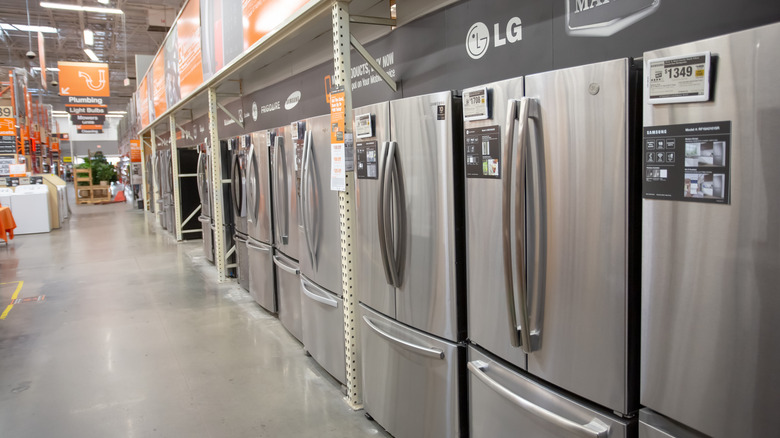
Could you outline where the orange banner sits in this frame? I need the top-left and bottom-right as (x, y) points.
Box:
(38, 32), (47, 90)
(138, 76), (150, 127)
(58, 62), (110, 97)
(130, 139), (141, 162)
(0, 118), (14, 136)
(242, 0), (308, 50)
(52, 141), (60, 152)
(177, 0), (203, 98)
(152, 54), (167, 118)
(329, 87), (345, 144)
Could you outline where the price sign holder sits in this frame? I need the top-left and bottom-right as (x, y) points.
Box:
(646, 52), (711, 105)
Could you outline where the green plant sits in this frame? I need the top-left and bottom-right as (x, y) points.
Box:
(77, 152), (118, 185)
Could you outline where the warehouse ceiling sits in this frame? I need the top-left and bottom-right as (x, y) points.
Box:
(0, 0), (184, 111)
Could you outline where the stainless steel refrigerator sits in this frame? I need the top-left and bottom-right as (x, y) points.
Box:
(354, 91), (467, 438)
(246, 130), (276, 312)
(298, 114), (345, 383)
(196, 142), (214, 262)
(230, 135), (250, 291)
(270, 124), (303, 342)
(640, 23), (780, 438)
(463, 58), (641, 437)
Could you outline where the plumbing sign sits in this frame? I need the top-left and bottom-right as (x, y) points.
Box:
(57, 62), (110, 97)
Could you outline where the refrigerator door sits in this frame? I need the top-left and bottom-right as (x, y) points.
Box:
(271, 125), (300, 260)
(248, 238), (276, 312)
(247, 132), (273, 244)
(641, 23), (780, 438)
(299, 115), (342, 296)
(521, 59), (635, 414)
(468, 345), (632, 438)
(353, 102), (395, 318)
(300, 274), (346, 384)
(235, 233), (249, 291)
(197, 146), (212, 218)
(360, 303), (463, 438)
(274, 249), (302, 342)
(464, 77), (528, 372)
(230, 137), (248, 236)
(389, 92), (464, 342)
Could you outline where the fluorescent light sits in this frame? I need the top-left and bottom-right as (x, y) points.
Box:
(84, 48), (100, 62)
(106, 114), (125, 118)
(84, 29), (94, 46)
(40, 2), (124, 14)
(108, 111), (127, 114)
(31, 67), (60, 71)
(97, 0), (110, 3)
(0, 23), (58, 33)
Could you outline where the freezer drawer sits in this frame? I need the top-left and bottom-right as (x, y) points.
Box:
(360, 304), (464, 438)
(300, 275), (346, 384)
(274, 250), (302, 342)
(638, 409), (705, 438)
(235, 233), (249, 291)
(468, 345), (633, 438)
(248, 238), (276, 312)
(200, 216), (214, 263)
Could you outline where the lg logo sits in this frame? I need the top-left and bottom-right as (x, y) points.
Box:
(466, 17), (523, 60)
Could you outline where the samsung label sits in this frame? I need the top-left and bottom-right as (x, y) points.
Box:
(285, 91), (301, 110)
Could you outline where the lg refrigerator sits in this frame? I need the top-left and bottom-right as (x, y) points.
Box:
(354, 91), (467, 438)
(197, 141), (214, 262)
(463, 58), (641, 437)
(270, 124), (303, 342)
(230, 135), (250, 291)
(246, 130), (276, 312)
(298, 114), (344, 384)
(640, 23), (780, 438)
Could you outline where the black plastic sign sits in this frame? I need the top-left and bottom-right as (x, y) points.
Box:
(356, 141), (378, 180)
(465, 125), (501, 179)
(6, 177), (19, 186)
(643, 121), (731, 204)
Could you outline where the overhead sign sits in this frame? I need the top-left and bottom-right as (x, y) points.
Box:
(176, 0), (203, 98)
(242, 0), (309, 50)
(151, 52), (167, 118)
(77, 125), (103, 134)
(130, 139), (141, 162)
(0, 106), (15, 154)
(137, 76), (150, 127)
(65, 98), (108, 115)
(70, 114), (105, 125)
(38, 32), (47, 90)
(58, 62), (110, 97)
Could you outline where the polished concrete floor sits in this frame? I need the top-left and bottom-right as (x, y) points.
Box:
(0, 193), (389, 437)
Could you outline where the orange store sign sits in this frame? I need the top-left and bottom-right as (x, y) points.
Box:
(242, 0), (309, 50)
(58, 62), (110, 97)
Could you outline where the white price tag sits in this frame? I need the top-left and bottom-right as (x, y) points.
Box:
(646, 52), (711, 104)
(331, 143), (346, 191)
(463, 87), (489, 121)
(355, 113), (373, 139)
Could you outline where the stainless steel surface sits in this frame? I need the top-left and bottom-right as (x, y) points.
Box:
(300, 275), (347, 384)
(362, 315), (444, 360)
(274, 250), (303, 342)
(230, 137), (248, 236)
(247, 132), (273, 244)
(197, 149), (213, 219)
(638, 409), (706, 438)
(248, 238), (277, 312)
(360, 304), (462, 438)
(234, 234), (249, 291)
(522, 59), (632, 414)
(298, 115), (342, 296)
(389, 91), (462, 341)
(376, 141), (395, 286)
(464, 77), (528, 371)
(468, 346), (631, 438)
(641, 23), (780, 438)
(378, 141), (407, 289)
(200, 217), (214, 263)
(354, 102), (395, 318)
(271, 126), (300, 260)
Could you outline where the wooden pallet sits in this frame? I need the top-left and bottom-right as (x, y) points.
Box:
(75, 169), (112, 204)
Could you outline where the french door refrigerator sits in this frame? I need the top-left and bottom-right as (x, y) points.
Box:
(176, 148), (202, 240)
(246, 130), (276, 312)
(298, 114), (344, 383)
(270, 124), (303, 342)
(196, 142), (214, 262)
(463, 58), (641, 438)
(230, 135), (250, 291)
(354, 91), (467, 438)
(640, 23), (780, 438)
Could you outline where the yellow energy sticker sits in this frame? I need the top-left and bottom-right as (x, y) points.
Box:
(695, 69), (705, 77)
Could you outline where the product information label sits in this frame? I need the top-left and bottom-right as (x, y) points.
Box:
(331, 142), (346, 192)
(643, 121), (731, 204)
(356, 141), (378, 180)
(463, 87), (489, 121)
(647, 52), (711, 104)
(355, 113), (373, 139)
(465, 125), (501, 178)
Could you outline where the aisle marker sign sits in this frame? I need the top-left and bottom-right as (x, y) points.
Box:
(58, 62), (110, 97)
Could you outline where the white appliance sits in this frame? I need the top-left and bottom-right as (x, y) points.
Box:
(0, 187), (12, 208)
(12, 185), (51, 234)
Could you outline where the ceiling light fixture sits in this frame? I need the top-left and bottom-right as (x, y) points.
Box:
(97, 0), (110, 4)
(83, 48), (99, 62)
(31, 66), (60, 71)
(40, 2), (124, 15)
(108, 111), (127, 114)
(106, 114), (125, 118)
(0, 23), (58, 33)
(83, 29), (94, 45)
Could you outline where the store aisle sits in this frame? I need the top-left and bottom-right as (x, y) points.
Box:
(0, 199), (386, 437)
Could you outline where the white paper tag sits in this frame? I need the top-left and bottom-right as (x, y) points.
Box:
(291, 122), (299, 140)
(647, 52), (711, 104)
(355, 113), (373, 138)
(463, 87), (489, 121)
(331, 143), (346, 191)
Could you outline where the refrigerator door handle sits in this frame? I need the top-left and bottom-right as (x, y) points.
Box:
(376, 141), (395, 286)
(307, 130), (320, 266)
(196, 151), (204, 203)
(362, 315), (445, 360)
(382, 141), (401, 287)
(389, 141), (407, 287)
(468, 360), (610, 438)
(247, 240), (271, 253)
(234, 234), (248, 244)
(273, 254), (300, 275)
(198, 215), (210, 223)
(301, 277), (338, 308)
(231, 152), (242, 216)
(246, 144), (256, 224)
(301, 130), (318, 268)
(274, 136), (288, 245)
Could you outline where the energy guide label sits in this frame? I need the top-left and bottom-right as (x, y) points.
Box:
(465, 125), (500, 179)
(356, 141), (378, 180)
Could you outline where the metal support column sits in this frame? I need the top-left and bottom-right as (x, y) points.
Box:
(208, 87), (227, 282)
(150, 127), (160, 221)
(169, 114), (183, 241)
(140, 133), (148, 211)
(333, 0), (361, 410)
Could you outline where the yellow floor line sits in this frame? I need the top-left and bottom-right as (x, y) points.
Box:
(0, 281), (24, 320)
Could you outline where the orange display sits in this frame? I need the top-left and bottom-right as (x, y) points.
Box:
(58, 62), (110, 97)
(0, 117), (14, 136)
(130, 139), (142, 162)
(242, 0), (309, 50)
(152, 54), (167, 118)
(138, 76), (150, 127)
(177, 0), (203, 98)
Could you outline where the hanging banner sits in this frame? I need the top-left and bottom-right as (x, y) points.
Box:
(138, 76), (150, 127)
(177, 0), (203, 98)
(164, 26), (181, 107)
(38, 32), (47, 90)
(70, 114), (106, 125)
(152, 53), (167, 118)
(130, 139), (142, 162)
(77, 125), (103, 134)
(58, 62), (110, 97)
(241, 0), (309, 50)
